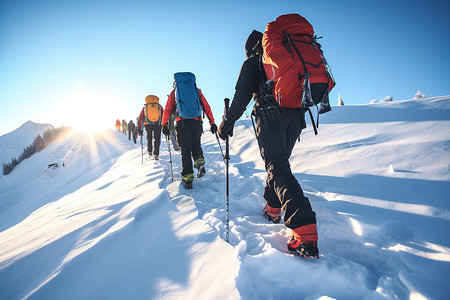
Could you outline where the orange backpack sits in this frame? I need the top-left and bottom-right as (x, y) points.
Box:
(144, 95), (161, 124)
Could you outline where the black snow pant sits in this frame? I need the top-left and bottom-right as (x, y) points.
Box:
(255, 107), (316, 229)
(175, 119), (204, 178)
(145, 124), (162, 156)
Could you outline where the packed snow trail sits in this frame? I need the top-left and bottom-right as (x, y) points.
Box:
(158, 97), (450, 299)
(173, 124), (391, 300)
(1, 97), (449, 299)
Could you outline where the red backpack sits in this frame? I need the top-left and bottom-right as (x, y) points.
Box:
(262, 13), (335, 113)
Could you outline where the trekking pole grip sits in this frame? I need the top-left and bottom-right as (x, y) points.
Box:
(224, 98), (230, 160)
(224, 98), (230, 113)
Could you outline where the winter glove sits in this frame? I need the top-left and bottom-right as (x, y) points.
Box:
(138, 128), (143, 136)
(210, 123), (218, 134)
(162, 125), (170, 137)
(218, 119), (234, 140)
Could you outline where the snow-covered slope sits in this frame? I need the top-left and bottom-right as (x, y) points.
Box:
(0, 121), (54, 168)
(0, 96), (449, 300)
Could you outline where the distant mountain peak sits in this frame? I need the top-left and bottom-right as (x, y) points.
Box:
(15, 121), (54, 133)
(0, 121), (55, 166)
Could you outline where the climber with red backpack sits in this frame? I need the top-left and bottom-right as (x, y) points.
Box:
(218, 14), (335, 258)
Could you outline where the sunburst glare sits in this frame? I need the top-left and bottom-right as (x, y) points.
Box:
(53, 87), (121, 135)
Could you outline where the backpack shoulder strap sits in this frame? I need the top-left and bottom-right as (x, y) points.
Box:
(197, 89), (206, 118)
(197, 89), (206, 110)
(306, 107), (318, 136)
(258, 55), (268, 82)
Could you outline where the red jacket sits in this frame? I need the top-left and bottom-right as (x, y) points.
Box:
(162, 89), (215, 126)
(137, 104), (164, 129)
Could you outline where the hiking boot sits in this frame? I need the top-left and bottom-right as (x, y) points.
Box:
(153, 155), (159, 161)
(197, 165), (206, 178)
(262, 204), (281, 224)
(194, 157), (205, 169)
(287, 238), (319, 258)
(287, 224), (319, 258)
(182, 173), (194, 189)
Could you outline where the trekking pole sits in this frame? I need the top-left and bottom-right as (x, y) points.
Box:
(224, 98), (230, 243)
(141, 135), (143, 164)
(214, 132), (225, 159)
(166, 135), (174, 182)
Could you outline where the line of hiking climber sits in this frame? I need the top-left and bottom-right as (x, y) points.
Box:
(120, 13), (335, 258)
(115, 119), (144, 145)
(115, 119), (128, 135)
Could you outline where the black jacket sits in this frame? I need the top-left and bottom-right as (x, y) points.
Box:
(226, 30), (264, 124)
(226, 56), (263, 123)
(127, 121), (136, 132)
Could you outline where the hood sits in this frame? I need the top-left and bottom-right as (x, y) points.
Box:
(245, 30), (263, 58)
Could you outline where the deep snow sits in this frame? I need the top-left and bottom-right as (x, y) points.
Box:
(0, 96), (449, 300)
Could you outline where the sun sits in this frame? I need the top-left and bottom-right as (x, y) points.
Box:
(71, 112), (111, 135)
(50, 88), (131, 165)
(59, 88), (120, 135)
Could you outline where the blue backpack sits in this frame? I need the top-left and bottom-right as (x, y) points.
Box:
(174, 72), (203, 119)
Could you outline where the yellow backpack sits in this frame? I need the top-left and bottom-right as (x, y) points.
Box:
(144, 95), (161, 124)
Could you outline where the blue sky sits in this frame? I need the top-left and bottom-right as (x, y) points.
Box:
(1, 0), (449, 135)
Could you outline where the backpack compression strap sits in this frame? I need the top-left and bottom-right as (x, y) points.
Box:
(171, 88), (206, 119)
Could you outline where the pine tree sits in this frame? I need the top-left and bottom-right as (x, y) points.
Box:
(11, 157), (18, 168)
(3, 163), (11, 175)
(33, 134), (44, 152)
(19, 145), (36, 162)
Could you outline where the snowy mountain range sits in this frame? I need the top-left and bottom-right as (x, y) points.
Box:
(0, 121), (54, 169)
(0, 96), (449, 300)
